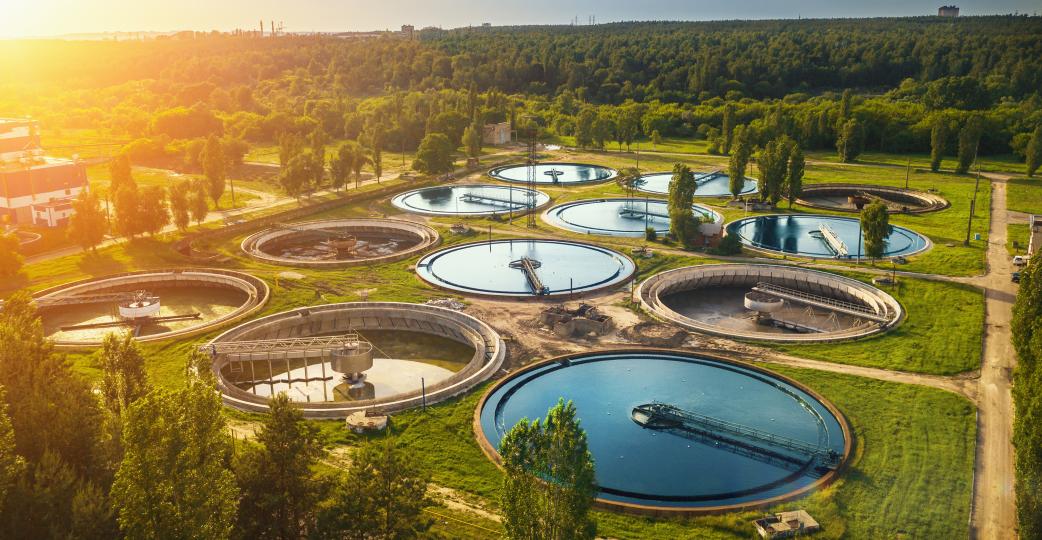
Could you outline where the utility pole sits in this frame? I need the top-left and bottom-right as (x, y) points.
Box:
(964, 197), (976, 246)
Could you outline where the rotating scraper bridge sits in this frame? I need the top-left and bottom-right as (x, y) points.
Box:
(206, 302), (505, 418)
(638, 264), (903, 342)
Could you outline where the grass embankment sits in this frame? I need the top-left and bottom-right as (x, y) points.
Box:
(770, 274), (983, 375)
(298, 367), (975, 540)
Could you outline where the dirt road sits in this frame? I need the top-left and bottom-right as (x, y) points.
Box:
(969, 178), (1018, 539)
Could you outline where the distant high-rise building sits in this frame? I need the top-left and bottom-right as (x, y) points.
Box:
(401, 25), (415, 40)
(938, 5), (960, 17)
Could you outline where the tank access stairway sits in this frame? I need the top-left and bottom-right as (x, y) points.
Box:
(750, 282), (892, 324)
(632, 402), (840, 470)
(807, 222), (850, 258)
(508, 257), (550, 295)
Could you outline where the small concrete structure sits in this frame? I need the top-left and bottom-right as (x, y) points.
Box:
(31, 269), (269, 349)
(540, 303), (613, 337)
(345, 410), (389, 433)
(482, 122), (511, 145)
(207, 302), (505, 418)
(753, 510), (821, 538)
(241, 218), (439, 268)
(638, 264), (903, 342)
(1028, 214), (1042, 256)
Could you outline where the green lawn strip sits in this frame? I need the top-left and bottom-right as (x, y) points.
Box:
(769, 273), (983, 375)
(297, 367), (975, 540)
(1008, 223), (1030, 256)
(805, 150), (1028, 176)
(1006, 177), (1042, 215)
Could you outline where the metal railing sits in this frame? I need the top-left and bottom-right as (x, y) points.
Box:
(750, 282), (890, 323)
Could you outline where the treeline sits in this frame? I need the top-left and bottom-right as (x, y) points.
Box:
(0, 299), (433, 538)
(1013, 259), (1042, 537)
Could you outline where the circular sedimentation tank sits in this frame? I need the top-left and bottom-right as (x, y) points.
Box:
(416, 239), (636, 298)
(33, 269), (269, 348)
(542, 198), (723, 237)
(209, 302), (505, 418)
(726, 214), (930, 259)
(240, 218), (439, 268)
(391, 184), (550, 216)
(475, 349), (850, 514)
(796, 183), (949, 214)
(638, 264), (902, 342)
(633, 171), (758, 198)
(488, 163), (618, 185)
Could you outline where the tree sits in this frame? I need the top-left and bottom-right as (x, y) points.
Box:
(836, 118), (864, 163)
(575, 109), (595, 149)
(278, 132), (305, 167)
(757, 137), (791, 205)
(0, 233), (23, 278)
(1012, 256), (1042, 538)
(138, 186), (170, 236)
(370, 143), (383, 184)
(328, 142), (353, 191)
(108, 154), (135, 194)
(837, 88), (853, 127)
(168, 181), (191, 231)
(111, 375), (239, 539)
(860, 201), (892, 262)
(784, 143), (805, 208)
(650, 129), (661, 149)
(202, 135), (226, 207)
(280, 152), (315, 199)
(412, 132), (454, 175)
(463, 122), (482, 159)
(68, 190), (107, 251)
(592, 113), (614, 150)
(956, 115), (984, 174)
(1026, 125), (1041, 178)
(112, 185), (141, 239)
(188, 180), (209, 225)
(96, 332), (149, 415)
(236, 393), (325, 539)
(727, 125), (752, 199)
(316, 438), (431, 539)
(930, 118), (948, 172)
(0, 387), (24, 513)
(721, 103), (736, 155)
(500, 399), (596, 540)
(667, 163), (702, 247)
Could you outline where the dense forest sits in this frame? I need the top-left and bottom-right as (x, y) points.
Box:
(0, 16), (1040, 167)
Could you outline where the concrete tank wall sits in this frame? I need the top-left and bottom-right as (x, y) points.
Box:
(240, 218), (440, 268)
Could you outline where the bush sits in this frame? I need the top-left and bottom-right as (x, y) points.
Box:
(710, 233), (742, 255)
(645, 227), (657, 241)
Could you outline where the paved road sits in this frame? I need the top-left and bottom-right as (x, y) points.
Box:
(970, 178), (1018, 539)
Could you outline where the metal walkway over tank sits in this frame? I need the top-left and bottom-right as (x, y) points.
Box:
(750, 282), (891, 323)
(458, 192), (533, 209)
(1, 290), (152, 310)
(618, 206), (670, 220)
(695, 170), (726, 184)
(508, 257), (549, 295)
(809, 223), (849, 257)
(631, 402), (840, 468)
(200, 334), (371, 361)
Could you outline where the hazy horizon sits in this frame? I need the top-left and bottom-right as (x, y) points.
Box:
(5, 0), (1041, 39)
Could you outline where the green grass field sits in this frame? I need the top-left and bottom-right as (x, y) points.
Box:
(1007, 178), (1042, 215)
(299, 366), (974, 540)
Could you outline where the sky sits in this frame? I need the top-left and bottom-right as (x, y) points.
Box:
(4, 0), (1040, 38)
